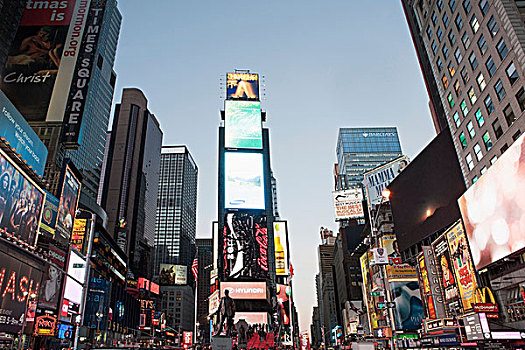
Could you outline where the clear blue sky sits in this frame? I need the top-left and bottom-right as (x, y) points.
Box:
(113, 0), (436, 333)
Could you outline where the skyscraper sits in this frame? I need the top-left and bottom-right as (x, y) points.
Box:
(0, 0), (24, 78)
(336, 127), (402, 189)
(154, 146), (198, 277)
(403, 0), (525, 186)
(195, 238), (213, 341)
(25, 1), (122, 200)
(102, 88), (163, 279)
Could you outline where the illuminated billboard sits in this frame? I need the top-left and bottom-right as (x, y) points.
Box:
(273, 221), (289, 275)
(71, 218), (87, 254)
(159, 264), (187, 285)
(56, 163), (81, 245)
(225, 100), (263, 149)
(332, 188), (364, 219)
(39, 191), (59, 238)
(38, 261), (64, 312)
(0, 148), (45, 248)
(459, 133), (525, 269)
(363, 156), (409, 206)
(226, 72), (259, 100)
(432, 234), (461, 314)
(220, 282), (267, 299)
(389, 280), (424, 331)
(1, 0), (87, 122)
(445, 220), (478, 311)
(224, 152), (265, 210)
(222, 212), (268, 279)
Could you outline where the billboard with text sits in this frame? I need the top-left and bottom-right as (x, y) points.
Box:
(363, 156), (409, 206)
(332, 188), (364, 219)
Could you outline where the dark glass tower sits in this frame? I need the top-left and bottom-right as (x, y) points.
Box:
(336, 127), (402, 189)
(154, 146), (198, 275)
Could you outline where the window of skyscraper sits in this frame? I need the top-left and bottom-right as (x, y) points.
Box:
(463, 0), (472, 14)
(453, 112), (461, 127)
(506, 62), (519, 85)
(448, 93), (455, 107)
(460, 66), (469, 83)
(481, 166), (487, 174)
(492, 118), (503, 139)
(455, 15), (464, 30)
(477, 34), (488, 55)
(468, 88), (477, 104)
(432, 11), (438, 25)
(461, 32), (471, 49)
(455, 48), (463, 63)
(466, 153), (474, 170)
(472, 175), (478, 183)
(482, 132), (493, 151)
(487, 16), (499, 37)
(484, 95), (494, 114)
(467, 120), (475, 138)
(468, 54), (477, 71)
(432, 41), (438, 54)
(459, 132), (467, 148)
(442, 44), (450, 59)
(496, 38), (508, 60)
(485, 56), (496, 77)
(448, 61), (456, 76)
(503, 104), (516, 126)
(442, 75), (449, 88)
(437, 27), (444, 41)
(437, 57), (443, 71)
(443, 12), (450, 28)
(475, 108), (485, 127)
(474, 143), (483, 161)
(427, 26), (433, 39)
(454, 80), (462, 96)
(477, 73), (487, 91)
(479, 0), (490, 15)
(449, 0), (457, 11)
(437, 0), (444, 11)
(461, 100), (469, 116)
(448, 31), (456, 45)
(470, 15), (480, 33)
(494, 79), (506, 100)
(516, 87), (525, 111)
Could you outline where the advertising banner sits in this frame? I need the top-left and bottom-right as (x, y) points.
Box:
(226, 72), (259, 100)
(445, 220), (478, 311)
(0, 250), (43, 333)
(332, 188), (364, 220)
(389, 280), (424, 331)
(462, 313), (484, 341)
(62, 0), (108, 147)
(432, 234), (461, 314)
(0, 91), (48, 176)
(362, 156), (409, 206)
(71, 218), (87, 254)
(224, 152), (265, 210)
(418, 253), (437, 319)
(159, 264), (187, 285)
(56, 163), (81, 246)
(380, 234), (402, 265)
(183, 331), (193, 345)
(39, 191), (59, 238)
(372, 248), (388, 265)
(385, 264), (417, 281)
(38, 261), (64, 312)
(421, 246), (446, 318)
(225, 100), (262, 149)
(0, 148), (45, 248)
(222, 212), (268, 279)
(220, 282), (267, 300)
(360, 251), (378, 331)
(459, 133), (525, 269)
(1, 0), (87, 122)
(208, 290), (219, 315)
(277, 284), (292, 344)
(273, 221), (289, 275)
(300, 331), (310, 350)
(85, 278), (109, 329)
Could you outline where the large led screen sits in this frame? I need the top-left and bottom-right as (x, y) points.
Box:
(459, 133), (525, 269)
(222, 212), (268, 279)
(225, 100), (262, 149)
(159, 264), (187, 285)
(56, 163), (81, 245)
(224, 152), (265, 210)
(226, 72), (259, 100)
(0, 148), (45, 248)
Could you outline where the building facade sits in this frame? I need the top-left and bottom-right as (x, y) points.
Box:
(336, 127), (402, 189)
(0, 0), (24, 78)
(160, 285), (195, 332)
(195, 238), (213, 342)
(318, 234), (337, 345)
(154, 146), (198, 276)
(403, 0), (525, 186)
(102, 88), (163, 279)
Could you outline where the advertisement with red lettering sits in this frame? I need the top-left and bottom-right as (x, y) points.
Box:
(0, 250), (43, 333)
(1, 0), (86, 122)
(222, 212), (268, 279)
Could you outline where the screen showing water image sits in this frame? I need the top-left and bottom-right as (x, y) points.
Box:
(225, 100), (262, 149)
(224, 152), (265, 209)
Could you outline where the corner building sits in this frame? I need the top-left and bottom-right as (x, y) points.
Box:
(403, 0), (525, 186)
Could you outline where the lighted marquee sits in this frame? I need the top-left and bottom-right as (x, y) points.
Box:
(224, 152), (265, 210)
(222, 212), (268, 279)
(225, 100), (262, 149)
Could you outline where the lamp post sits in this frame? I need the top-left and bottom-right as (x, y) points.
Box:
(18, 291), (36, 350)
(73, 209), (96, 350)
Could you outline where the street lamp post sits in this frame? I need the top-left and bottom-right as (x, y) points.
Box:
(73, 209), (96, 350)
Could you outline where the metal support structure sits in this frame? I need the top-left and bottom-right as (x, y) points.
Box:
(73, 211), (96, 350)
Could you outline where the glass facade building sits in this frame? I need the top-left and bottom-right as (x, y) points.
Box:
(336, 127), (402, 189)
(154, 146), (198, 276)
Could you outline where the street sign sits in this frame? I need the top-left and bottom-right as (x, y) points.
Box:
(386, 302), (396, 308)
(370, 291), (382, 296)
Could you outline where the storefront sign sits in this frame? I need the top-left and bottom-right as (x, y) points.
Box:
(34, 314), (57, 336)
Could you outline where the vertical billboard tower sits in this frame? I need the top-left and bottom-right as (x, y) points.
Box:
(218, 70), (275, 282)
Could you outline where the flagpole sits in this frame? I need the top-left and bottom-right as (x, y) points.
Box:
(194, 272), (198, 346)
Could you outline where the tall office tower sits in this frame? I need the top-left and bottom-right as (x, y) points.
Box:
(6, 1), (122, 199)
(318, 237), (337, 343)
(336, 128), (402, 189)
(154, 146), (198, 276)
(160, 285), (195, 332)
(102, 88), (163, 279)
(195, 238), (213, 340)
(403, 0), (525, 186)
(0, 0), (24, 78)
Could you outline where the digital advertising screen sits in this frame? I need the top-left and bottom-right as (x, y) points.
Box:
(71, 218), (87, 254)
(64, 276), (82, 305)
(459, 133), (525, 269)
(222, 212), (268, 279)
(224, 152), (265, 210)
(56, 163), (81, 245)
(226, 72), (259, 100)
(0, 148), (45, 248)
(220, 282), (267, 299)
(39, 191), (59, 238)
(432, 234), (461, 314)
(38, 261), (64, 312)
(389, 280), (424, 331)
(273, 221), (289, 276)
(159, 264), (187, 285)
(225, 100), (262, 149)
